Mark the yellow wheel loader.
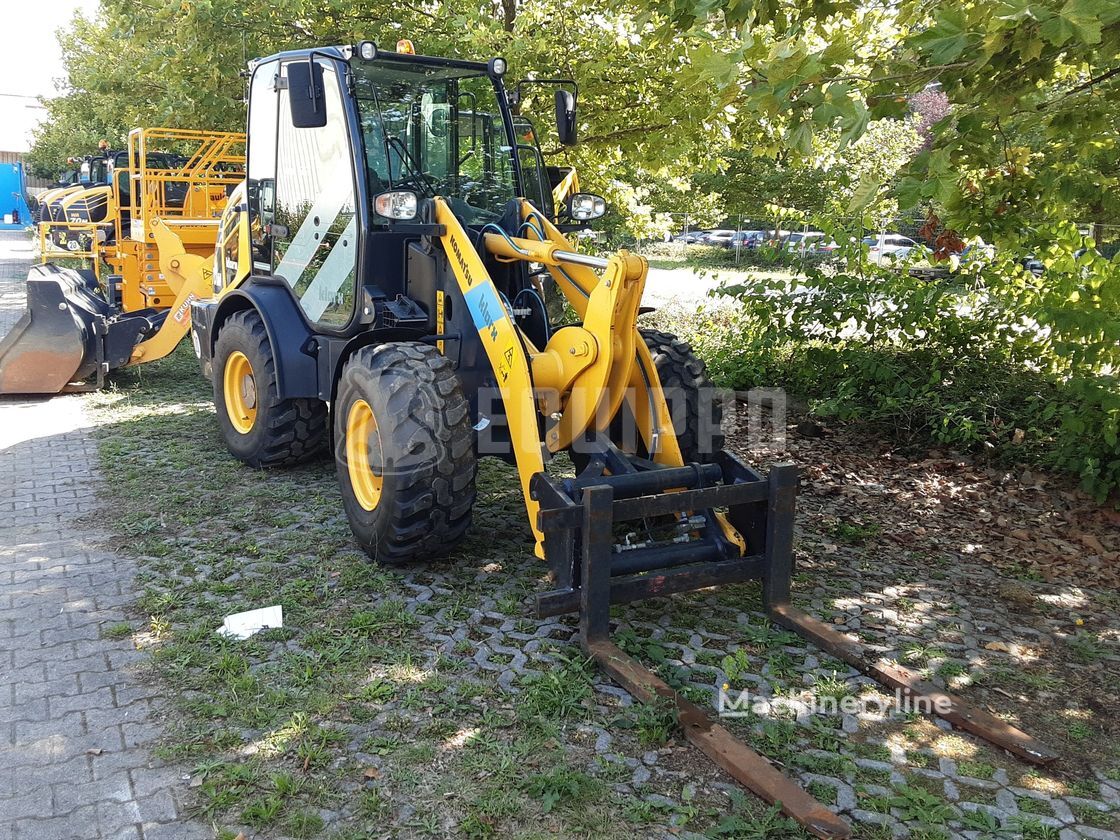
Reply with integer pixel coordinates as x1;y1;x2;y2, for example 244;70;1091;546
179;42;1055;838
0;128;245;394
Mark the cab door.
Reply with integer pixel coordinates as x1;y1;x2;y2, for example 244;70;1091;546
271;58;360;330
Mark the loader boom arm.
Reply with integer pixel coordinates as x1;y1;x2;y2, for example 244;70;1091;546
433;197;695;556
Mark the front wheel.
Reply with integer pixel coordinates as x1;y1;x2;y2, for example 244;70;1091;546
642;328;724;463
212;309;328;467
334;342;476;565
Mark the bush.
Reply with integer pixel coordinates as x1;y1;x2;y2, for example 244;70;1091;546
650;222;1120;500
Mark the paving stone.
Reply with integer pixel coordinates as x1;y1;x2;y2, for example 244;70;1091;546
0;232;206;838
141;822;209;840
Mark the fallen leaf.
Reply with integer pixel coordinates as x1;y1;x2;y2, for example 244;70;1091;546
997;582;1035;606
362;767;381;780
984;641;1012;653
189;776;204;788
85;747;104;756
1076;533;1106;554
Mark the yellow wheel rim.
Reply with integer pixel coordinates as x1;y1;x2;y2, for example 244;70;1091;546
223;350;258;434
346;399;383;511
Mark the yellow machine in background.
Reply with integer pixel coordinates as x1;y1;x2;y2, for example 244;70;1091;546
0;128;246;394
109;128;245;311
37;127;245;308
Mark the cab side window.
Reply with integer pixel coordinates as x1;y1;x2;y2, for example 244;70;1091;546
247;62;279;271
273;59;358;329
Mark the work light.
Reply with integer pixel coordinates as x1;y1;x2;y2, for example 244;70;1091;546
489;57;507;76
374;190;418;221
568;193;606;221
357;41;377;61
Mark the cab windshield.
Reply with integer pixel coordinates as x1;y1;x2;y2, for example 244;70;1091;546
352;60;518;225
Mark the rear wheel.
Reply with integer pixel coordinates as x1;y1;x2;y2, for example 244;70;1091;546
213;309;328;467
572;329;722;470
334;341;476;564
642;328;723;463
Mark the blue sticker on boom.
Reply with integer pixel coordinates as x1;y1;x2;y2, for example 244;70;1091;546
464;283;505;343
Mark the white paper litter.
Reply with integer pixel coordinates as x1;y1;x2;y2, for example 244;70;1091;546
217;605;283;639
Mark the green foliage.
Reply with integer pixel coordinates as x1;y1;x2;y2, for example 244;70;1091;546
522;766;601;813
701;117;923;221
637;0;1120;241
887;782;955;825
31;0;743;238
515;654;594;722
699;223;1120;499
709;798;804;839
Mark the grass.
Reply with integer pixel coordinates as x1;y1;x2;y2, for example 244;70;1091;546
79;346;1118;838
101;621;133;640
829;519;882;545
956;760;996;780
1065;631;1108;664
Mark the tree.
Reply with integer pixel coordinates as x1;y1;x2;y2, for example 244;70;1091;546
633;0;1120;243
30;0;745;238
697;116;921;225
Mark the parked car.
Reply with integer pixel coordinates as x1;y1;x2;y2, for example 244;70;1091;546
700;229;736;247
673;230;708;244
729;230;766;249
863;233;918;265
784;231;827;254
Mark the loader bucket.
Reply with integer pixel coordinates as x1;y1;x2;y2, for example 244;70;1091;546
0;264;159;394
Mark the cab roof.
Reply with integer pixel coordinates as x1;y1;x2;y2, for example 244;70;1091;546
250;44;491;75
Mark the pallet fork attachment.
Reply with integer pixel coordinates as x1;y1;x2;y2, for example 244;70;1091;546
534;449;1057;838
438;198;1060;835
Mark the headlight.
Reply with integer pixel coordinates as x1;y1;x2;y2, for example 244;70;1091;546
357;41;378;61
374;190;418;221
567;193;606;221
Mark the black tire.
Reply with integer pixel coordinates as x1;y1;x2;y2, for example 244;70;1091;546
334;341;476;565
641;328;724;463
570;329;722;471
213;309;328;467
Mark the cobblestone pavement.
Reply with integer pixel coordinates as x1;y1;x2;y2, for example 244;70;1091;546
380;549;1120;839
0;232;206;840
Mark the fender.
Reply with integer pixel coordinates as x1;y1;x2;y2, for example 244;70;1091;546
326;326;428;407
208;280;321;400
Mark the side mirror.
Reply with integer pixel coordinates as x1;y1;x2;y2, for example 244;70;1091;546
555;89;577;146
287;60;327;129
